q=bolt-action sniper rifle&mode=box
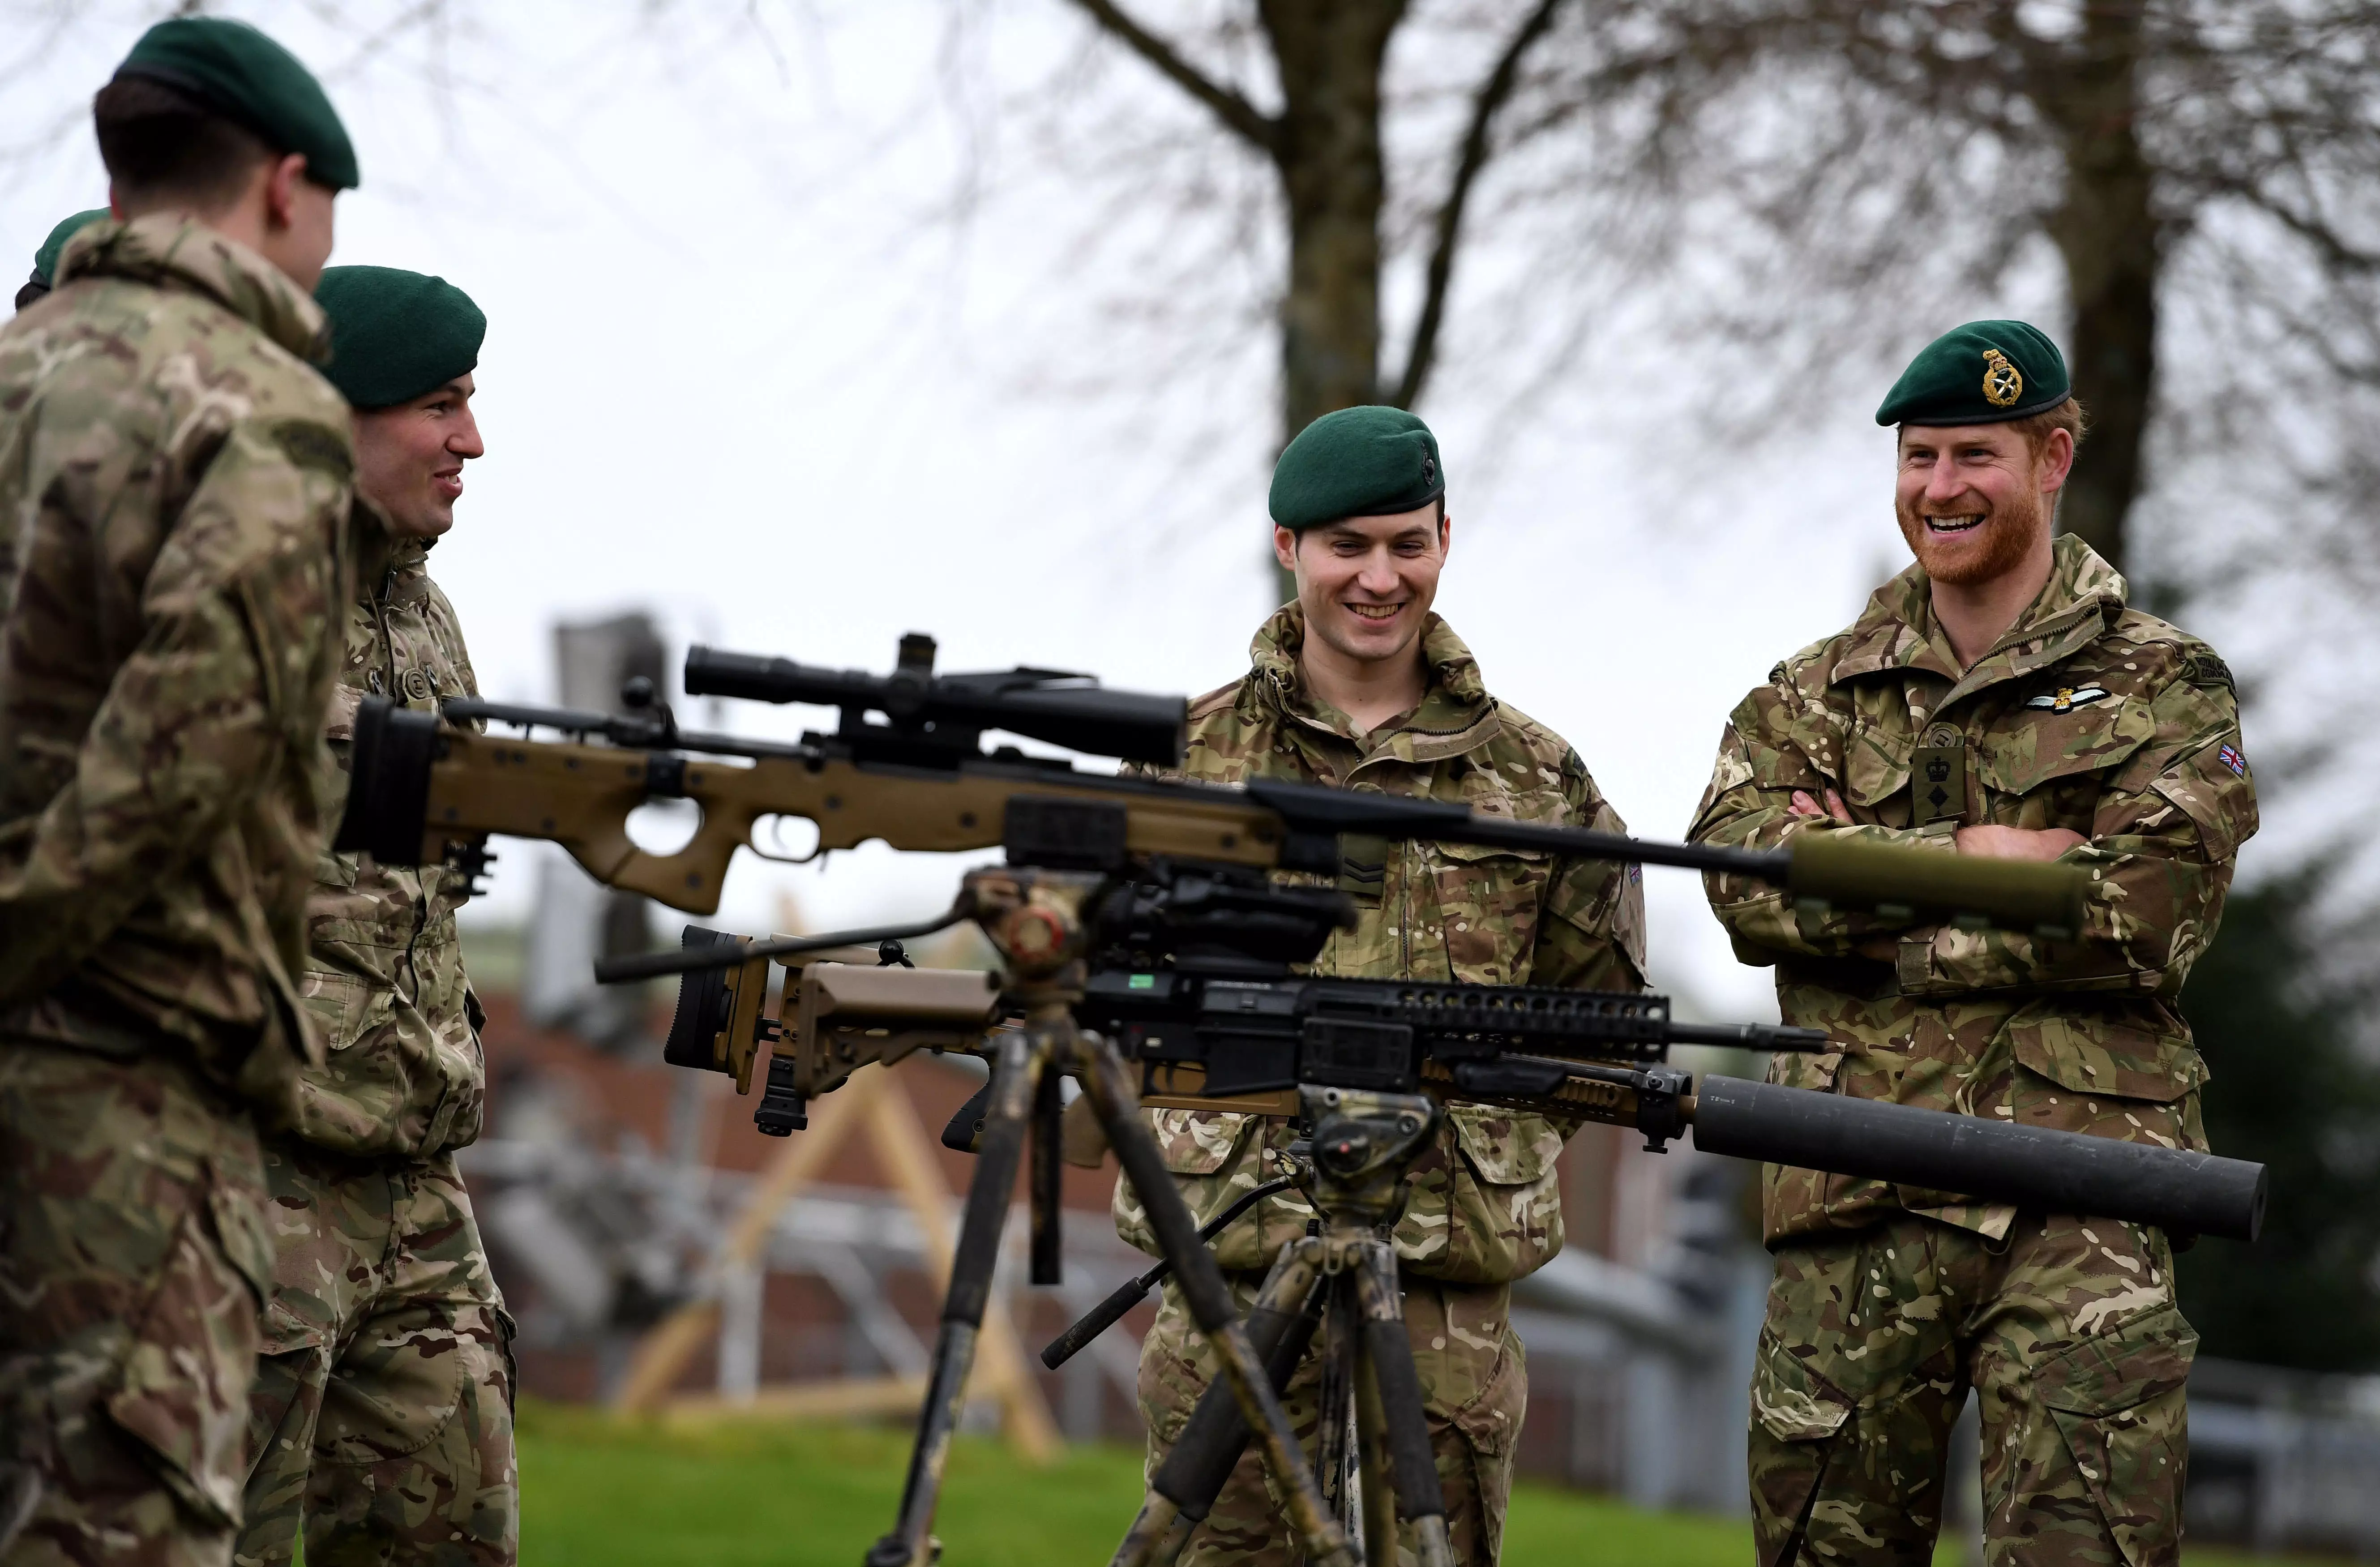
[332,633,2091,937]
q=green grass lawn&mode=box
[513,1401,2325,1567]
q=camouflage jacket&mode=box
[0,216,351,1098]
[1688,536,2258,1244]
[284,509,485,1157]
[1115,605,1648,1283]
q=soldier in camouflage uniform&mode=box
[0,20,359,1566]
[1117,407,1646,1566]
[1687,323,2257,1567]
[232,267,514,1567]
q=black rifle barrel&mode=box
[684,646,1187,767]
[1688,1075,2266,1242]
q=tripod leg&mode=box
[1030,1065,1063,1286]
[1352,1241,1453,1567]
[1115,1242,1326,1567]
[1352,1321,1397,1567]
[866,1027,1047,1567]
[1077,1035,1356,1567]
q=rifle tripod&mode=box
[1104,1086,1453,1567]
[862,985,1360,1567]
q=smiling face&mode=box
[1894,421,2072,587]
[355,374,484,539]
[1274,502,1450,670]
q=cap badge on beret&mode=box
[1982,348,2022,409]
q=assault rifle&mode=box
[333,633,2090,936]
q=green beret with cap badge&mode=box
[1875,320,2071,427]
[316,266,484,410]
[113,17,359,191]
[1269,405,1446,532]
[33,210,109,288]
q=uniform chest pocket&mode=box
[1426,841,1553,985]
[1978,696,2153,799]
[1840,723,1912,810]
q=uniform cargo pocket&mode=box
[1416,1108,1567,1284]
[1751,1334,1850,1444]
[295,969,380,1054]
[2005,1006,2205,1104]
[104,1195,266,1529]
[1127,1109,1291,1270]
[2034,1304,2195,1567]
[1427,841,1552,985]
[1150,1109,1255,1175]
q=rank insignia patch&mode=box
[2025,685,2113,713]
[2218,743,2248,777]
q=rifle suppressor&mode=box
[1690,1075,2266,1242]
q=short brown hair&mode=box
[2011,395,2089,460]
[94,75,273,214]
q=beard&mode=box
[1896,480,2047,587]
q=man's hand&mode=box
[1790,788,1851,824]
[1955,824,2087,862]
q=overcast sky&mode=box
[7,0,2324,1023]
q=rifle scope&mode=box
[684,637,1186,767]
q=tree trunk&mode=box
[2038,3,2158,574]
[1258,0,1404,602]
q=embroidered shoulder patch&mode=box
[2024,685,2113,714]
[2217,743,2248,777]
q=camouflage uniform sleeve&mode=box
[1533,748,1647,991]
[1687,671,1956,964]
[0,418,348,1001]
[1902,672,2257,997]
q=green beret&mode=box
[114,17,359,191]
[1269,406,1445,531]
[1876,320,2071,427]
[316,267,485,410]
[33,210,109,287]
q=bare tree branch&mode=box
[1063,0,1282,157]
[1389,0,1566,410]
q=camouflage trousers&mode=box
[1750,1212,2195,1567]
[0,1040,274,1567]
[232,1144,514,1567]
[1139,1271,1523,1567]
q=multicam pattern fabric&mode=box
[0,214,352,1099]
[288,511,484,1158]
[1117,605,1645,1565]
[1750,1213,2193,1567]
[234,1146,514,1567]
[1688,537,2256,1244]
[0,1044,274,1566]
[0,214,351,1567]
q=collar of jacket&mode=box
[56,213,329,364]
[1831,534,2128,704]
[1247,602,1498,764]
[351,495,433,604]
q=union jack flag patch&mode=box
[2217,744,2248,777]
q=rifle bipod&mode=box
[865,1003,1358,1567]
[1106,1087,1454,1567]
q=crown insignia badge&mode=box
[1982,348,2023,408]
